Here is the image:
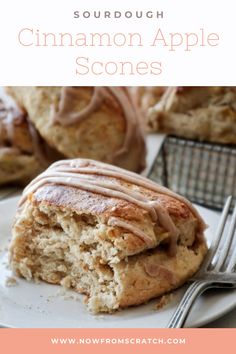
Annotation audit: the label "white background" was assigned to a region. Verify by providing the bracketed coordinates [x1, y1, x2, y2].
[0, 0, 235, 85]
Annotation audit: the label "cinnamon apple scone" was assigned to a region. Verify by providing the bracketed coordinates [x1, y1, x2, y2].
[0, 95, 61, 185]
[10, 159, 207, 313]
[148, 86, 236, 144]
[6, 87, 146, 172]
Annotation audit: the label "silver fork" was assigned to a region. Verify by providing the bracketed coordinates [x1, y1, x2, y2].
[167, 196, 236, 328]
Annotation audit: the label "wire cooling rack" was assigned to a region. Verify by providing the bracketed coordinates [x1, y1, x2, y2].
[148, 136, 236, 211]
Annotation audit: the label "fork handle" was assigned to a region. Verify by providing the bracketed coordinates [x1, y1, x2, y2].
[167, 280, 211, 328]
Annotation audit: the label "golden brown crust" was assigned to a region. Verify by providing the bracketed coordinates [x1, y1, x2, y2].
[30, 172, 198, 258]
[33, 184, 193, 223]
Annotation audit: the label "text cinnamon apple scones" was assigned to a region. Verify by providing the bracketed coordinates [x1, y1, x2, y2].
[10, 159, 207, 313]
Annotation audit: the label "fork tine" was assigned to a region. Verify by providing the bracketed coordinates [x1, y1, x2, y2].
[214, 201, 236, 271]
[226, 240, 236, 272]
[203, 196, 232, 271]
[225, 202, 236, 272]
[168, 196, 236, 328]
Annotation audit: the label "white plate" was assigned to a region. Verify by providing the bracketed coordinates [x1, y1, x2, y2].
[0, 196, 235, 328]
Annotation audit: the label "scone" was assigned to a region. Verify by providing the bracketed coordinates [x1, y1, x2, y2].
[148, 86, 236, 144]
[6, 87, 146, 172]
[10, 158, 207, 313]
[0, 95, 61, 186]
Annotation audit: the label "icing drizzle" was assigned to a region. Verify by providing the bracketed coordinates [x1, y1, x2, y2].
[19, 158, 206, 256]
[51, 87, 146, 169]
